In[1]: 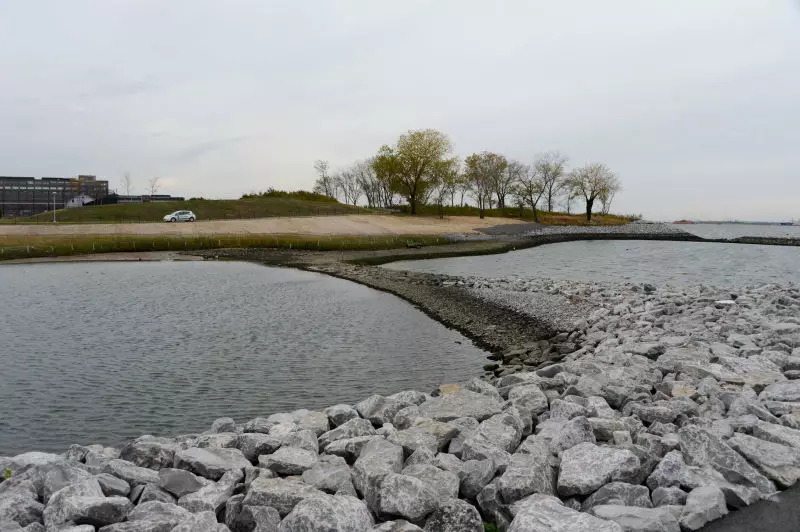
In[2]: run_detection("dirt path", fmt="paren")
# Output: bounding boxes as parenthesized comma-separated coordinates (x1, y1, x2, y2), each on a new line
(0, 215, 521, 237)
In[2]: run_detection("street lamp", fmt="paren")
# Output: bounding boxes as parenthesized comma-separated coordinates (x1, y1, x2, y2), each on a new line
(52, 192, 57, 223)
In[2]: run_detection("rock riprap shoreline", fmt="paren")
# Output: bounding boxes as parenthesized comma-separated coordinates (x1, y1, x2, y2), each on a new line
(2, 275, 800, 532)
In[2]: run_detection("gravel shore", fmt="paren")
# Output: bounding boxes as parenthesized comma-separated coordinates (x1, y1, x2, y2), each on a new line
(2, 226, 799, 531)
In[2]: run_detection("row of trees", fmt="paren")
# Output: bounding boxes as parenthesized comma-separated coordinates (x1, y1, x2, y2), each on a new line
(314, 129, 621, 221)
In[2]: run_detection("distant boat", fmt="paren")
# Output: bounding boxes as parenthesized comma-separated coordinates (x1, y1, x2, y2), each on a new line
(780, 222, 793, 226)
(673, 220, 694, 225)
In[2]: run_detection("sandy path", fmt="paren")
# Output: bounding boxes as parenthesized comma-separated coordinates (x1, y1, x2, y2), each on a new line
(0, 215, 520, 237)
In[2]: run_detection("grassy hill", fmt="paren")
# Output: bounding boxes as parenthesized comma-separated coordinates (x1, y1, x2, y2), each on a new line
(10, 197, 370, 224)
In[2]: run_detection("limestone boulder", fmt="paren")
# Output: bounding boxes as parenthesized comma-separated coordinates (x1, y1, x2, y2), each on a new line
(508, 494, 623, 532)
(678, 426, 775, 496)
(278, 494, 373, 532)
(679, 486, 727, 531)
(172, 447, 250, 480)
(416, 390, 502, 422)
(422, 498, 483, 532)
(557, 443, 641, 496)
(378, 473, 439, 524)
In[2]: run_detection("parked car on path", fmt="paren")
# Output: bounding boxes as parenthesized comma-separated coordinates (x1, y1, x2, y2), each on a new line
(163, 210, 196, 222)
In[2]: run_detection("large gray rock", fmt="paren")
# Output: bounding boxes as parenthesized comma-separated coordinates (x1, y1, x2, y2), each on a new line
(119, 436, 179, 470)
(28, 462, 93, 504)
(96, 473, 130, 497)
(44, 478, 132, 529)
(460, 437, 511, 474)
(301, 455, 356, 495)
(172, 447, 250, 480)
(760, 380, 800, 402)
(416, 390, 502, 422)
(589, 505, 681, 532)
(422, 498, 482, 532)
(178, 468, 242, 513)
(0, 476, 44, 527)
(646, 450, 685, 490)
(507, 384, 549, 416)
(278, 494, 373, 531)
(752, 420, 800, 449)
(401, 463, 459, 500)
(651, 487, 687, 507)
(242, 476, 325, 517)
(259, 447, 318, 476)
(550, 398, 589, 421)
(582, 482, 652, 511)
(551, 416, 596, 454)
(353, 439, 404, 512)
(324, 436, 383, 464)
(158, 468, 207, 498)
(236, 433, 283, 462)
(508, 494, 623, 532)
(445, 417, 480, 457)
(679, 486, 728, 531)
(356, 395, 411, 427)
(99, 500, 191, 531)
(558, 443, 641, 496)
(458, 460, 495, 500)
(679, 426, 775, 496)
(138, 483, 176, 505)
(325, 404, 360, 428)
(172, 510, 224, 532)
(319, 418, 378, 449)
(378, 473, 439, 524)
(225, 495, 281, 532)
(294, 410, 331, 436)
(403, 448, 436, 469)
(474, 411, 524, 454)
(388, 421, 458, 457)
(281, 430, 319, 454)
(727, 433, 800, 488)
(102, 459, 160, 486)
(497, 441, 555, 503)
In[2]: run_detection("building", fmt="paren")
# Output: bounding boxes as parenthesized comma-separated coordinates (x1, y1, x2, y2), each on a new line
(0, 175, 109, 217)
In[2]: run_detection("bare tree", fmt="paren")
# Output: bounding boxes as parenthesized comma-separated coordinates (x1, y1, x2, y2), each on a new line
(565, 163, 620, 221)
(599, 184, 619, 215)
(464, 152, 507, 219)
(147, 176, 161, 196)
(515, 163, 545, 221)
(499, 160, 527, 209)
(335, 168, 362, 206)
(121, 173, 132, 196)
(533, 151, 568, 212)
(313, 160, 337, 198)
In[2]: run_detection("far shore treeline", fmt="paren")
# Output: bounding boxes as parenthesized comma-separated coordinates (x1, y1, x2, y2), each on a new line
(308, 129, 622, 222)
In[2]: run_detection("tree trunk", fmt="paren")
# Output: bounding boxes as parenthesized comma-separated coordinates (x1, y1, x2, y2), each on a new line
(586, 198, 594, 221)
(410, 193, 417, 215)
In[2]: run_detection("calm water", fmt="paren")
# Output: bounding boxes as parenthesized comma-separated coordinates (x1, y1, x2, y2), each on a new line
(0, 262, 486, 455)
(680, 223, 800, 240)
(387, 240, 800, 287)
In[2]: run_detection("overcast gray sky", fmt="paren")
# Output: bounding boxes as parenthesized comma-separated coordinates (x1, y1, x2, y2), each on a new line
(1, 1, 799, 221)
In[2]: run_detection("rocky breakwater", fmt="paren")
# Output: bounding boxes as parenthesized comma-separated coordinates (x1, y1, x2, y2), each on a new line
(2, 277, 800, 531)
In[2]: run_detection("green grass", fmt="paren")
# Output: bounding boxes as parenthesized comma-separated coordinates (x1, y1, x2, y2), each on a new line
(0, 234, 450, 261)
(396, 204, 635, 225)
(5, 197, 371, 224)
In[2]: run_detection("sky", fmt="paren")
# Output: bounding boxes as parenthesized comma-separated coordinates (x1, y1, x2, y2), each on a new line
(1, 1, 799, 221)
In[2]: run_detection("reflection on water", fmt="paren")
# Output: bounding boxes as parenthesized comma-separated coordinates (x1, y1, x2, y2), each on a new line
(0, 261, 486, 454)
(387, 240, 800, 287)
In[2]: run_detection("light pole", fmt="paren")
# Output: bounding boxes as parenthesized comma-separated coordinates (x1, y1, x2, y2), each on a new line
(52, 192, 57, 223)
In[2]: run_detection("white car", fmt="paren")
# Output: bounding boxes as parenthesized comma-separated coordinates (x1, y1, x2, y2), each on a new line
(163, 210, 196, 222)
